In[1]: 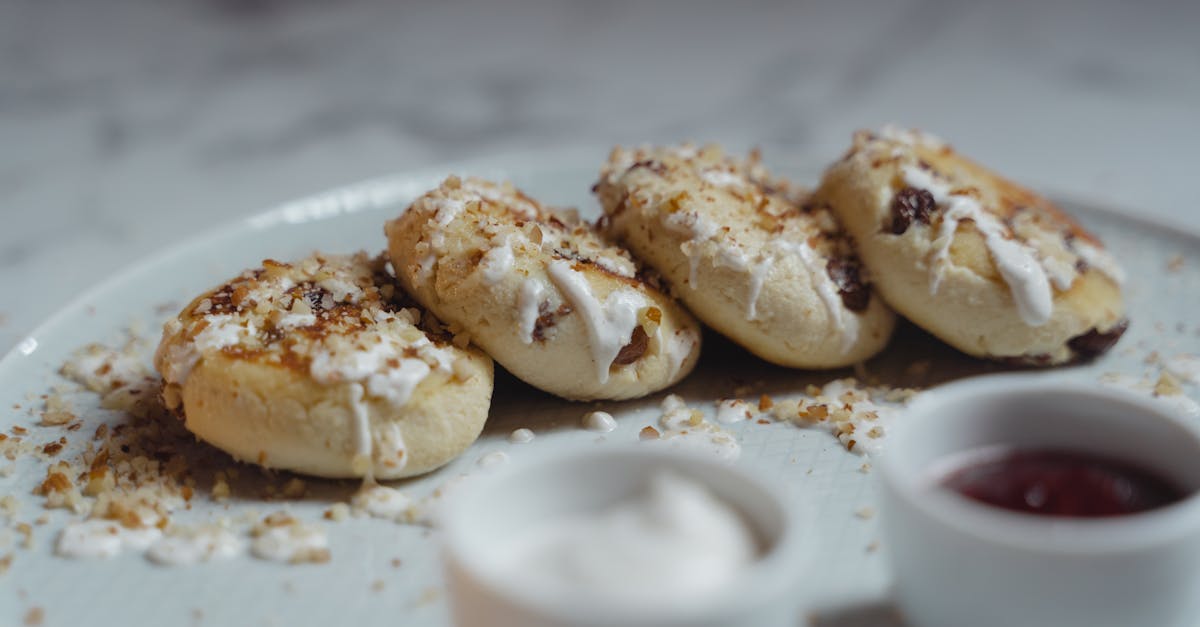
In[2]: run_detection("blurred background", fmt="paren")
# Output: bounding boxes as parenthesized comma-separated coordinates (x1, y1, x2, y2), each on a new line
(2, 0, 1198, 354)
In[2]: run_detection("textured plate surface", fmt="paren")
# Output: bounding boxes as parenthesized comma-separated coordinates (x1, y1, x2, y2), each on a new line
(2, 157, 1198, 627)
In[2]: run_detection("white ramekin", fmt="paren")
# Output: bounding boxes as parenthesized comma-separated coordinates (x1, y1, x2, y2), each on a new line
(440, 446, 809, 627)
(877, 374, 1200, 627)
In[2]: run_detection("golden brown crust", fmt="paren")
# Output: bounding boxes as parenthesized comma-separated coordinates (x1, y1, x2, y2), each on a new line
(816, 127, 1126, 365)
(154, 252, 494, 479)
(594, 144, 896, 369)
(385, 176, 702, 401)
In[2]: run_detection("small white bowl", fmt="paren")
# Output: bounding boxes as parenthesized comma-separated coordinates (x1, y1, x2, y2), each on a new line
(877, 374, 1200, 627)
(440, 447, 809, 627)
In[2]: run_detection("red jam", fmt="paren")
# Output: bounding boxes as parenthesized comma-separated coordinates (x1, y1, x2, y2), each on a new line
(940, 448, 1187, 518)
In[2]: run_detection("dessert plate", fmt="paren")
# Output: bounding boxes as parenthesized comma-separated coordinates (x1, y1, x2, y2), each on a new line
(2, 155, 1198, 627)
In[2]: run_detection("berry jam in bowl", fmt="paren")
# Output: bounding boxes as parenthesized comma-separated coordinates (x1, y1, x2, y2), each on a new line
(877, 375, 1200, 627)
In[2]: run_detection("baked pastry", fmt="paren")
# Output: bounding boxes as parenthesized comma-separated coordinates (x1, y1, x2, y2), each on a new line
(593, 144, 895, 369)
(154, 252, 493, 479)
(815, 127, 1127, 364)
(384, 176, 701, 401)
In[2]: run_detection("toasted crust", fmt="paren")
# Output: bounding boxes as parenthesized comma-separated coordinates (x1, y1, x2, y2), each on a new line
(815, 127, 1127, 364)
(593, 144, 896, 369)
(154, 252, 493, 479)
(385, 176, 702, 401)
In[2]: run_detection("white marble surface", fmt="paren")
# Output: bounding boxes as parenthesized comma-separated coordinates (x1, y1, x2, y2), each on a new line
(2, 0, 1198, 354)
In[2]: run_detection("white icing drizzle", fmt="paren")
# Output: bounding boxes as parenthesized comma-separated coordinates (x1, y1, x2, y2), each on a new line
(904, 166, 1054, 327)
(376, 421, 408, 473)
(309, 329, 450, 407)
(162, 315, 255, 385)
(745, 255, 774, 320)
(57, 520, 163, 559)
(590, 253, 638, 278)
(479, 236, 516, 285)
(431, 196, 467, 227)
(653, 196, 857, 352)
(1073, 239, 1126, 285)
(779, 241, 859, 354)
(516, 279, 546, 345)
(546, 260, 646, 384)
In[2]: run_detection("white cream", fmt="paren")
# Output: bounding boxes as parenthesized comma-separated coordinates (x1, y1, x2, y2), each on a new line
(547, 260, 646, 384)
(486, 471, 758, 609)
(582, 411, 617, 433)
(146, 526, 243, 566)
(276, 311, 317, 330)
(904, 166, 1054, 327)
(309, 328, 451, 407)
(162, 315, 255, 385)
(57, 520, 163, 559)
(480, 237, 516, 285)
(590, 253, 638, 279)
(375, 421, 408, 473)
(431, 196, 467, 227)
(516, 279, 545, 345)
(364, 359, 432, 407)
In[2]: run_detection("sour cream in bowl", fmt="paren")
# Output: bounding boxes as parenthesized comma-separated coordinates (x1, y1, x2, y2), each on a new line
(440, 447, 809, 627)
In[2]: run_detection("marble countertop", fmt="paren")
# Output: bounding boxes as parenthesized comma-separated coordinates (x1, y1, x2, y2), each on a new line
(2, 0, 1198, 354)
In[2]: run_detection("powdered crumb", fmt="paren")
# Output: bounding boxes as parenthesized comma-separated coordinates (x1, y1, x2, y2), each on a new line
(23, 606, 44, 626)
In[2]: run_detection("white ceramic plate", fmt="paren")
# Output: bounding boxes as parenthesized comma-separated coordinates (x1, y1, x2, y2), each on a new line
(2, 157, 1198, 627)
